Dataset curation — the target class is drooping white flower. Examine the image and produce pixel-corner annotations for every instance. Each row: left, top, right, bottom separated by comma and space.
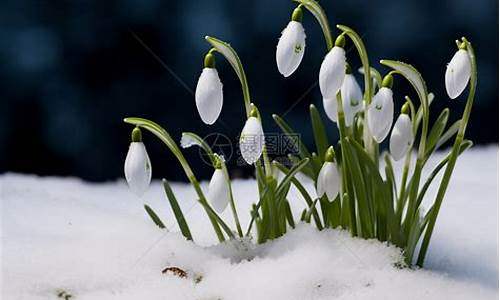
239, 116, 265, 164
207, 168, 230, 213
445, 48, 471, 99
316, 161, 341, 201
124, 128, 152, 197
319, 46, 346, 99
390, 113, 413, 161
367, 87, 394, 143
276, 21, 306, 77
195, 67, 223, 125
322, 96, 338, 123
340, 73, 363, 126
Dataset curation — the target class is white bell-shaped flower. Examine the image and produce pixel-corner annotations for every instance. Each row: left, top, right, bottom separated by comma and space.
445, 47, 471, 99
322, 96, 338, 123
124, 128, 152, 197
340, 73, 363, 126
319, 45, 346, 99
239, 116, 265, 164
195, 53, 223, 125
390, 113, 413, 161
316, 147, 340, 202
276, 20, 306, 77
367, 86, 394, 143
207, 168, 230, 213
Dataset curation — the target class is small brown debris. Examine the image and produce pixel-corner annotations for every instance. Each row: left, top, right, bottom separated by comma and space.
162, 266, 187, 278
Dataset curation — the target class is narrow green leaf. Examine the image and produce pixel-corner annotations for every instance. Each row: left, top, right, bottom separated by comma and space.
309, 104, 329, 160
293, 0, 333, 50
283, 200, 296, 229
379, 60, 429, 108
144, 204, 166, 229
276, 158, 310, 198
205, 36, 251, 114
436, 119, 461, 149
196, 199, 235, 239
162, 179, 192, 240
425, 108, 449, 157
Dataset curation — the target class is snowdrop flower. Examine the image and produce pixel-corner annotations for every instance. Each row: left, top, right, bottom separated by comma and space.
445, 43, 471, 99
316, 146, 341, 202
276, 6, 306, 77
390, 104, 414, 161
207, 164, 230, 213
319, 35, 346, 99
367, 74, 394, 143
124, 127, 152, 197
195, 52, 223, 125
239, 110, 265, 165
341, 65, 363, 126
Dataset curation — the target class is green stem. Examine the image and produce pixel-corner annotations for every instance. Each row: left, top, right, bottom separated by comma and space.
417, 38, 477, 267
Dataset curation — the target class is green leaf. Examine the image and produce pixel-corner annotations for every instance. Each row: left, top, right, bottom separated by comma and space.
293, 0, 333, 50
309, 104, 329, 160
425, 108, 449, 158
276, 158, 310, 198
144, 204, 166, 229
162, 179, 193, 240
436, 119, 461, 149
274, 161, 323, 230
205, 36, 251, 114
196, 198, 235, 239
283, 200, 296, 229
380, 60, 429, 109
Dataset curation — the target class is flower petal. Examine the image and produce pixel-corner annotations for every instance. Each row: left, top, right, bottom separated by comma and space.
207, 169, 230, 213
445, 49, 471, 99
367, 87, 394, 143
341, 74, 363, 126
195, 68, 223, 125
124, 142, 152, 197
319, 46, 346, 99
239, 117, 265, 164
322, 97, 338, 123
390, 114, 413, 161
276, 21, 306, 77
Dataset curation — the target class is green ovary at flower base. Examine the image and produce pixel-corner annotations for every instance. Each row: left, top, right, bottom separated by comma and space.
121, 0, 477, 268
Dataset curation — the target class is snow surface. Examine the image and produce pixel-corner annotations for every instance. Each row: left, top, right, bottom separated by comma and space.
1, 146, 498, 299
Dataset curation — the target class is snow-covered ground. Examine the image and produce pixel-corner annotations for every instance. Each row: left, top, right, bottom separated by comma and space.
1, 146, 498, 299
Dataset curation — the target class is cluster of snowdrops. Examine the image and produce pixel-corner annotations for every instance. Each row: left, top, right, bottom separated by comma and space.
123, 0, 477, 267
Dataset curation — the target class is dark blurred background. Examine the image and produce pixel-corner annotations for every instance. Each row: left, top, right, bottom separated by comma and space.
0, 0, 498, 182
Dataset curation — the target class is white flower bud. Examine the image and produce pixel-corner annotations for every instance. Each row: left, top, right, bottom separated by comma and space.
124, 142, 152, 197
276, 21, 306, 77
207, 168, 230, 213
319, 46, 346, 99
340, 74, 363, 126
239, 116, 265, 165
195, 67, 223, 125
316, 161, 340, 202
367, 87, 394, 143
390, 114, 413, 161
445, 48, 471, 99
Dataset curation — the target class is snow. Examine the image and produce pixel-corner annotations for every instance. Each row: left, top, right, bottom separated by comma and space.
1, 146, 498, 299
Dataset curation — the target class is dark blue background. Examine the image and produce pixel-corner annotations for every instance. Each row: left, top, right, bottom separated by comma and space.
1, 0, 498, 181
